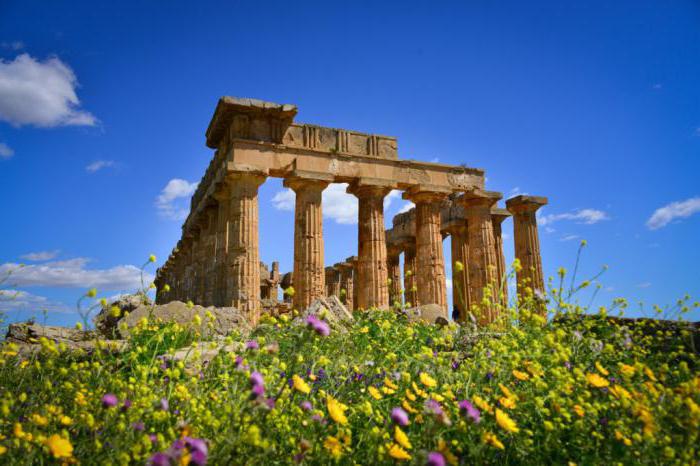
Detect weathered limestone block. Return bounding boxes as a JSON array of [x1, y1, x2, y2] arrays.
[[506, 195, 548, 301], [348, 183, 392, 310], [285, 177, 330, 310], [325, 266, 341, 298], [459, 190, 502, 325], [94, 293, 151, 337], [404, 304, 446, 324]]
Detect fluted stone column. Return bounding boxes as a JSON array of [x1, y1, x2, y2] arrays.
[[201, 207, 218, 306], [225, 171, 266, 325], [325, 266, 341, 298], [404, 191, 449, 316], [337, 261, 354, 311], [403, 243, 418, 307], [387, 245, 402, 307], [459, 191, 502, 325], [285, 177, 329, 310], [444, 223, 470, 322], [213, 188, 230, 306], [348, 184, 392, 310], [491, 209, 511, 308], [506, 195, 548, 301]]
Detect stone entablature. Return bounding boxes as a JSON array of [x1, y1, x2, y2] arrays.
[[155, 96, 548, 326]]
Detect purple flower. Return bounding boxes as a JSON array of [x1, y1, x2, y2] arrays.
[[564, 361, 572, 370], [190, 450, 207, 466], [132, 421, 145, 431], [306, 315, 331, 336], [121, 399, 132, 411], [101, 393, 118, 408], [391, 407, 409, 426], [251, 383, 265, 398], [485, 372, 494, 381], [300, 401, 313, 411], [245, 340, 259, 350], [458, 399, 481, 424], [184, 437, 208, 465], [451, 360, 460, 371], [427, 452, 446, 466], [159, 398, 169, 411], [425, 399, 444, 416], [149, 452, 171, 466], [265, 397, 276, 409], [149, 434, 158, 444], [250, 371, 264, 387]]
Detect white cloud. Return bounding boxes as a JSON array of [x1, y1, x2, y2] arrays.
[[560, 235, 580, 242], [0, 289, 72, 314], [20, 250, 60, 261], [156, 178, 198, 221], [507, 186, 527, 198], [539, 208, 609, 226], [544, 227, 556, 234], [272, 185, 405, 225], [86, 160, 115, 173], [646, 196, 700, 230], [0, 142, 13, 159], [0, 54, 97, 127], [636, 282, 652, 289], [396, 201, 415, 214], [0, 257, 152, 291]]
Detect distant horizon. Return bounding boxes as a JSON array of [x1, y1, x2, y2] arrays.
[[1, 0, 699, 325]]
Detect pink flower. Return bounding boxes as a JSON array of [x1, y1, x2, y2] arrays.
[[391, 407, 409, 426], [101, 393, 118, 408], [458, 399, 481, 424]]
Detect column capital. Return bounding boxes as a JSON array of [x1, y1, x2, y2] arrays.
[[347, 180, 394, 199], [458, 189, 502, 210], [226, 168, 268, 186], [283, 175, 330, 192], [491, 207, 512, 224], [442, 219, 468, 236], [402, 187, 450, 204], [505, 195, 548, 214]]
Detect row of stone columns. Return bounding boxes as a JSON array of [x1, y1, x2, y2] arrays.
[[156, 169, 547, 326]]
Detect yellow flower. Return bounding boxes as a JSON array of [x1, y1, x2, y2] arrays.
[[644, 367, 657, 381], [495, 409, 519, 433], [394, 426, 412, 449], [499, 397, 516, 409], [512, 369, 530, 381], [388, 443, 412, 460], [620, 364, 636, 377], [0, 446, 6, 455], [473, 395, 492, 413], [419, 372, 437, 388], [454, 261, 464, 273], [46, 434, 73, 459], [573, 405, 585, 417], [498, 384, 516, 400], [595, 362, 609, 376], [327, 396, 348, 425], [586, 373, 609, 388], [402, 399, 418, 414], [292, 375, 311, 394], [483, 431, 505, 450], [324, 436, 344, 459], [405, 389, 416, 402], [610, 385, 630, 400], [368, 386, 382, 400]]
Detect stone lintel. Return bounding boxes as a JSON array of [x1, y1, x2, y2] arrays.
[[441, 218, 467, 235], [206, 96, 298, 149], [402, 186, 452, 203], [505, 195, 548, 214], [283, 171, 334, 191], [491, 207, 512, 223]]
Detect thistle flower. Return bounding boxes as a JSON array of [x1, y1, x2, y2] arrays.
[[159, 398, 170, 411], [101, 393, 118, 408], [250, 371, 264, 387], [458, 399, 481, 423], [149, 453, 171, 466], [245, 340, 259, 350], [391, 407, 409, 426], [427, 452, 446, 466]]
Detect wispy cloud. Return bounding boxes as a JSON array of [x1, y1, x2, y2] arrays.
[[0, 142, 13, 159], [539, 208, 609, 226], [0, 289, 72, 314], [560, 235, 579, 242], [20, 250, 60, 261], [646, 196, 700, 230], [0, 54, 97, 127], [636, 282, 652, 289], [0, 257, 151, 291], [0, 41, 24, 51], [85, 160, 115, 173], [507, 186, 527, 198], [156, 178, 198, 221]]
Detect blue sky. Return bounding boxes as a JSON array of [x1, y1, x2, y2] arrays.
[[1, 0, 699, 326]]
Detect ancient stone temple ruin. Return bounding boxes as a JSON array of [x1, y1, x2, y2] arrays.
[[154, 97, 548, 325]]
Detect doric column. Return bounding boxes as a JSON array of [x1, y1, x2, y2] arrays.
[[403, 190, 449, 317], [444, 222, 470, 322], [201, 206, 218, 306], [491, 209, 511, 308], [213, 187, 230, 307], [337, 260, 354, 311], [386, 244, 402, 307], [459, 190, 502, 325], [506, 195, 548, 301], [347, 183, 392, 310], [284, 177, 329, 310], [403, 242, 418, 307], [225, 171, 267, 325], [325, 266, 341, 298]]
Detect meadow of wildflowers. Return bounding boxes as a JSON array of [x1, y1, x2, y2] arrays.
[[0, 258, 698, 465]]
